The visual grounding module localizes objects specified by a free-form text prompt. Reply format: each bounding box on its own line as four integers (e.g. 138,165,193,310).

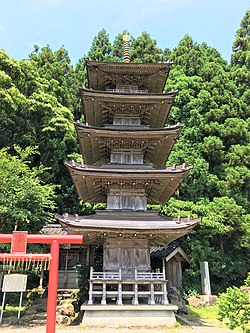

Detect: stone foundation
81,304,178,327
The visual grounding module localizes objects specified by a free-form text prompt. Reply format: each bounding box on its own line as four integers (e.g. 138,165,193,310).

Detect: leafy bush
217,278,250,332
244,273,250,287
181,268,201,300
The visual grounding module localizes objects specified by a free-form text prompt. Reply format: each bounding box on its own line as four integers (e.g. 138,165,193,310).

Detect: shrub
217,284,250,332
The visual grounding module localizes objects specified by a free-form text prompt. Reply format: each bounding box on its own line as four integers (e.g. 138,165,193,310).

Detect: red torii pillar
0,231,83,333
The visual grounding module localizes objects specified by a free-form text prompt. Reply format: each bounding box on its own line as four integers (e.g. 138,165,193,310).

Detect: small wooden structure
151,242,191,289
55,38,200,326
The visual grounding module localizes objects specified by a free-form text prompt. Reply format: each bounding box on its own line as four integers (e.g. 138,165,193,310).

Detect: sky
0,0,249,65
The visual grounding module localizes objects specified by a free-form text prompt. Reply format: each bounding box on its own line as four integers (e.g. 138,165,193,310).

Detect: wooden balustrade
106,87,148,94
88,267,169,306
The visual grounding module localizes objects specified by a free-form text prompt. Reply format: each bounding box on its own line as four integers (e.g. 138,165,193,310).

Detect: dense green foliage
0,146,56,233
217,274,250,332
0,11,249,292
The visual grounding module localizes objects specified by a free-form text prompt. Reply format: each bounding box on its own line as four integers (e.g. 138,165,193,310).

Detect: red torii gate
0,231,83,333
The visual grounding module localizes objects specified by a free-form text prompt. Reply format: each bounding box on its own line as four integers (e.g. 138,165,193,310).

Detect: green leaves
87,29,112,61
217,285,250,332
0,147,56,233
130,32,164,63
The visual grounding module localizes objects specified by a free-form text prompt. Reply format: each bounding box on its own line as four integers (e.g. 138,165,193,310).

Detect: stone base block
81,304,178,327
200,295,218,305
188,294,218,307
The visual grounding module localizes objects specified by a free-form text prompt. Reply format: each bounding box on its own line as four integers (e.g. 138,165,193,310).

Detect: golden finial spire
123,34,131,63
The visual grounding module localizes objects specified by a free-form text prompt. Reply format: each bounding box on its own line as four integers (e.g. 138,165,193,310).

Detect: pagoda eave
55,212,200,246
65,162,192,204
80,88,176,128
86,60,173,93
65,161,191,174
74,122,182,166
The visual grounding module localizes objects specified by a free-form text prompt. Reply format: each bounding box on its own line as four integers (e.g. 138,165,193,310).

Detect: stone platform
81,303,178,326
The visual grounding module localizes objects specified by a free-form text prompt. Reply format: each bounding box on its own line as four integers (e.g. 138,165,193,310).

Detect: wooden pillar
88,281,93,305
117,282,123,305
86,246,90,266
133,282,139,305
88,267,93,305
162,258,166,279
117,267,123,305
150,282,155,305
63,249,69,287
162,282,169,305
38,261,45,289
101,282,107,305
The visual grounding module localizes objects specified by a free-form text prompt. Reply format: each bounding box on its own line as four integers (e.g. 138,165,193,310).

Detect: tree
231,10,250,69
0,50,79,212
86,29,112,61
130,32,164,63
29,45,76,110
161,196,250,292
230,10,250,124
0,146,56,234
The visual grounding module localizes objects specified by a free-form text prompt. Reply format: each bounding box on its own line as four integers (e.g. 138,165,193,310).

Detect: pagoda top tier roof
86,60,172,93
74,122,182,167
55,211,200,246
65,161,192,205
79,87,176,128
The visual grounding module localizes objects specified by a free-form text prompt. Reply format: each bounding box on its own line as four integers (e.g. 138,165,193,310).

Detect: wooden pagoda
55,35,199,326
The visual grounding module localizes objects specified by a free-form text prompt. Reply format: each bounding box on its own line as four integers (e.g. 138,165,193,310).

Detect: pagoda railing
106,87,148,94
88,267,168,306
90,267,165,281
91,269,121,280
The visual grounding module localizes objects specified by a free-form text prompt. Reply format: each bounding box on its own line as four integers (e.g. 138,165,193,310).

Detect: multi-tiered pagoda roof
56,56,199,246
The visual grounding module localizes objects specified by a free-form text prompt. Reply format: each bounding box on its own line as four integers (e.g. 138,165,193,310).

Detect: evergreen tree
29,45,76,110
230,10,250,126
87,29,112,61
0,50,79,213
130,32,164,63
162,30,250,291
231,10,250,69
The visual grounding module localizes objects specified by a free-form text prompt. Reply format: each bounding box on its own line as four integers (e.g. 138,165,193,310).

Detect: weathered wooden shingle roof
86,60,172,93
74,122,182,167
64,161,192,205
79,87,176,128
55,211,200,246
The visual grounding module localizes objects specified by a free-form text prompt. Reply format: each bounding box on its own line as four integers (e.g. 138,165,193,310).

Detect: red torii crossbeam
0,231,83,333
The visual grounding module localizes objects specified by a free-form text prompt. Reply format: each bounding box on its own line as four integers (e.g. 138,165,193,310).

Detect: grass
0,305,25,318
181,304,226,327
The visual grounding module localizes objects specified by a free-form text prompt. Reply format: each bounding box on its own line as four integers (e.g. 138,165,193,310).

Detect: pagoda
55,35,199,326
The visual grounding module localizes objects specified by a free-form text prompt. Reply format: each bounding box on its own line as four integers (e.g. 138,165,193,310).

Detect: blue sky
0,0,249,64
